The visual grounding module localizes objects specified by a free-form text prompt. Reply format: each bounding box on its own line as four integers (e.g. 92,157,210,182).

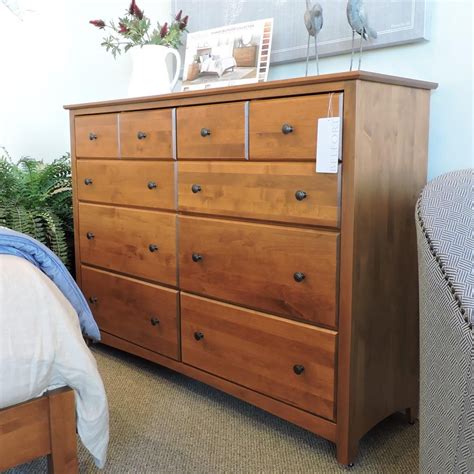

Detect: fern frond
0,151,73,270
40,210,69,265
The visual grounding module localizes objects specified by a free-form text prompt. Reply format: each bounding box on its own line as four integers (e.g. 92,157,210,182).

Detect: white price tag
316,117,341,174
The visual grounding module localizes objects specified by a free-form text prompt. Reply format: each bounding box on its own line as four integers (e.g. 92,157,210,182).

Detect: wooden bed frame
0,387,78,473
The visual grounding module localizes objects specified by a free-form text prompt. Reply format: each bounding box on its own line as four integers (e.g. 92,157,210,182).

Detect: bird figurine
346,0,377,71
304,0,323,76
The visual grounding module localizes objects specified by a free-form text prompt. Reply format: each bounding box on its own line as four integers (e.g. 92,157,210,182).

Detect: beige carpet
8,345,418,473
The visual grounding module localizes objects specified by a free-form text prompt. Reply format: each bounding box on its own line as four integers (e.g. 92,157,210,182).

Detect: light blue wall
269,0,473,180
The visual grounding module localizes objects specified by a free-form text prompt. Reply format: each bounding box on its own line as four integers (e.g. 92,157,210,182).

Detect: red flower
89,19,106,29
118,22,129,34
179,15,188,30
128,0,143,20
175,10,182,21
160,22,168,38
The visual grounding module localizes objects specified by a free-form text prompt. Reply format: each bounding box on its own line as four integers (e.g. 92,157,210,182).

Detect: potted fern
0,150,74,271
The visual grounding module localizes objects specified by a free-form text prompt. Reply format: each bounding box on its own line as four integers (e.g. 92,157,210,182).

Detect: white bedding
200,55,236,77
0,255,109,468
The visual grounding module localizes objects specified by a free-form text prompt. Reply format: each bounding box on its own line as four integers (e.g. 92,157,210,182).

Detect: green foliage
0,149,73,269
149,20,186,49
92,4,188,58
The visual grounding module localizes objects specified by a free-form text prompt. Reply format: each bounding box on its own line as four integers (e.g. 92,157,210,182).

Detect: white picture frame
181,18,273,92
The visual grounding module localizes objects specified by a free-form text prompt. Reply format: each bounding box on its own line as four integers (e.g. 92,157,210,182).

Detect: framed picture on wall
181,18,273,92
174,0,430,65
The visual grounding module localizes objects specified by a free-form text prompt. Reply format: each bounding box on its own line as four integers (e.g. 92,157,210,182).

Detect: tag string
327,92,335,118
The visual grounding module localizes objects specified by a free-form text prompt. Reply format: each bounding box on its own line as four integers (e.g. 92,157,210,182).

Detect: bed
0,229,109,471
197,46,237,78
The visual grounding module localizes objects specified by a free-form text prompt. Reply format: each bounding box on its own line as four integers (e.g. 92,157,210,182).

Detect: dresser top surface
64,70,437,112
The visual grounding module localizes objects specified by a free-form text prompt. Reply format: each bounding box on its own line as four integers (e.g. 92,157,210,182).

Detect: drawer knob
295,190,307,201
84,178,93,186
137,131,147,140
192,253,203,262
293,364,305,375
293,272,305,283
88,296,98,304
191,184,202,193
281,123,294,135
200,128,211,137
86,232,95,240
150,317,160,326
89,132,98,141
149,244,159,253
194,331,204,341
147,181,157,190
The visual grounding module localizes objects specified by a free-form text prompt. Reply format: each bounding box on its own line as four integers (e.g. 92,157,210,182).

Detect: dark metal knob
89,132,97,141
86,232,95,240
293,272,305,283
293,364,305,375
194,331,204,341
150,317,160,326
84,178,93,185
147,181,157,190
281,123,294,134
192,253,203,262
295,190,307,201
88,296,98,304
200,128,211,137
191,184,202,193
137,131,147,140
149,244,159,252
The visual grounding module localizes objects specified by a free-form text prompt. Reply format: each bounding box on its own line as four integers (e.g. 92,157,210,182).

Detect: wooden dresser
65,71,437,465
233,45,258,67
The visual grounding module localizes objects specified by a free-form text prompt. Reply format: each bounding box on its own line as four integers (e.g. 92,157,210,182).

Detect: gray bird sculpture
346,0,377,71
304,0,323,76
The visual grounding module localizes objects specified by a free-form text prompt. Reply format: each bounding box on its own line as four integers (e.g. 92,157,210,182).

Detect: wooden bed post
0,387,78,472
47,388,79,473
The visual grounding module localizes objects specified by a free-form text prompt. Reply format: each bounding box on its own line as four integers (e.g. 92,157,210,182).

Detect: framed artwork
181,18,273,91
173,0,430,64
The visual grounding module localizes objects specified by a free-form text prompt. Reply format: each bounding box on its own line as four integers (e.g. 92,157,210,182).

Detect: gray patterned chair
416,169,473,473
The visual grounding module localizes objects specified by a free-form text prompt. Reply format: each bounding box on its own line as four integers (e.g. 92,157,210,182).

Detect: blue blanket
0,227,100,341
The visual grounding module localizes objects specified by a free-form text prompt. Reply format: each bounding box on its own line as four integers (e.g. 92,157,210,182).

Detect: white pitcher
128,45,181,98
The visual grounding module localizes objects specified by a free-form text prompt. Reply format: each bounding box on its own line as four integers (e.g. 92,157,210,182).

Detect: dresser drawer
120,109,173,159
82,266,179,359
179,216,338,328
178,161,340,227
177,103,246,159
75,114,118,158
181,293,337,420
79,203,177,285
77,160,176,210
250,93,342,160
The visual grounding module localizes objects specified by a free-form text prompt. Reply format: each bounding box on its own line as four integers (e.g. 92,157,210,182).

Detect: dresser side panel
344,80,430,445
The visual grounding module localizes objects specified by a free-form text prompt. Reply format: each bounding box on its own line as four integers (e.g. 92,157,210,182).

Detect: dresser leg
405,406,418,425
336,438,358,467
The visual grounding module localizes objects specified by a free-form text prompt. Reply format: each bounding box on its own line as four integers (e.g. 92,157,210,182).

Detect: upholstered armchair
416,169,473,473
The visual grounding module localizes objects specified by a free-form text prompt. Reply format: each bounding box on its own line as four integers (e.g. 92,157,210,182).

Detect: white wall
0,0,472,179
0,0,172,161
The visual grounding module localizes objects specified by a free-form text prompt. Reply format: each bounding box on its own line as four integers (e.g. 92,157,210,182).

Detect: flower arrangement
90,1,188,58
